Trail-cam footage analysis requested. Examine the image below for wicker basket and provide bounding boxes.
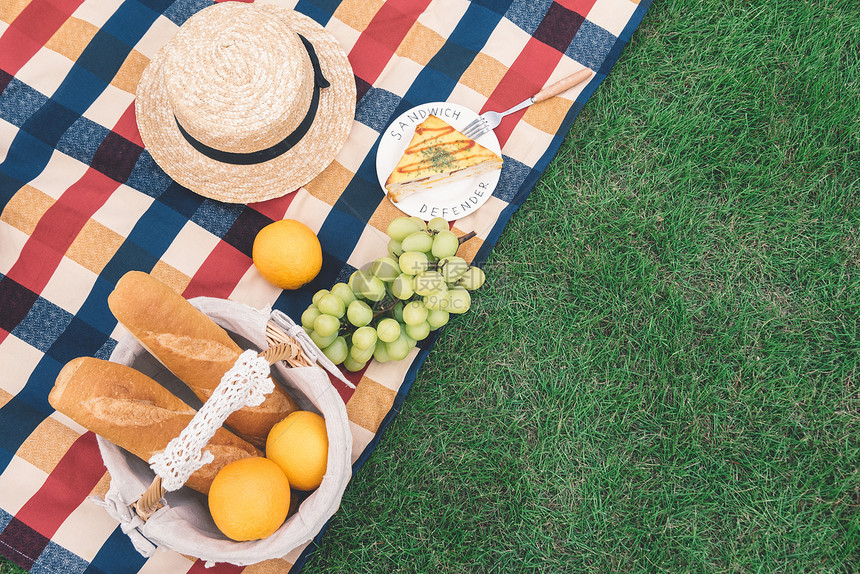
[94,297,352,566]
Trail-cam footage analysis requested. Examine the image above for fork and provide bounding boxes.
[461,68,593,140]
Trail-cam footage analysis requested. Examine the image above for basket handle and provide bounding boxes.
[265,322,314,368]
[131,331,309,521]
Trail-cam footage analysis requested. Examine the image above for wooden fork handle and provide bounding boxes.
[533,68,593,103]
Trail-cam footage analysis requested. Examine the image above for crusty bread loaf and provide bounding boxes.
[107,271,298,448]
[49,357,260,494]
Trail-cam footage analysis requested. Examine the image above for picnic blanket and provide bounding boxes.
[0,0,651,572]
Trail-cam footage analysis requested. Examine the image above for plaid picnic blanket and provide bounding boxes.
[0,0,651,572]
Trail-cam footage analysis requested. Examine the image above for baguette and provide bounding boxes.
[107,271,298,448]
[49,357,260,494]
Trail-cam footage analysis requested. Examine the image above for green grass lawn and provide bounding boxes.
[3,0,858,573]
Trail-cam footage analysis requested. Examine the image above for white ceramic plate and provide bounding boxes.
[376,101,502,221]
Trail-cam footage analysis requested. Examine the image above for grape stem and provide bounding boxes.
[458,231,477,244]
[338,298,399,335]
[371,298,398,319]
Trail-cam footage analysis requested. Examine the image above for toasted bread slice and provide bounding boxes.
[385,115,502,202]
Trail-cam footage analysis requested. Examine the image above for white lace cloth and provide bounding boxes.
[148,349,273,491]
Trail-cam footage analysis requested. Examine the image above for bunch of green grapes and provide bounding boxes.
[301,216,487,372]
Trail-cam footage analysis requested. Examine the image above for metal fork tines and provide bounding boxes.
[460,68,594,140]
[461,98,532,140]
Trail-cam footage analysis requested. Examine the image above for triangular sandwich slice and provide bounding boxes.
[385,115,503,203]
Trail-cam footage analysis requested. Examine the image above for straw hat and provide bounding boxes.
[135,2,356,203]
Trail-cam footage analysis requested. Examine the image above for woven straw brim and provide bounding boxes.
[135,8,356,204]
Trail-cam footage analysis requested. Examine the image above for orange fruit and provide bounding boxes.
[266,411,329,491]
[252,219,322,290]
[208,457,290,541]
